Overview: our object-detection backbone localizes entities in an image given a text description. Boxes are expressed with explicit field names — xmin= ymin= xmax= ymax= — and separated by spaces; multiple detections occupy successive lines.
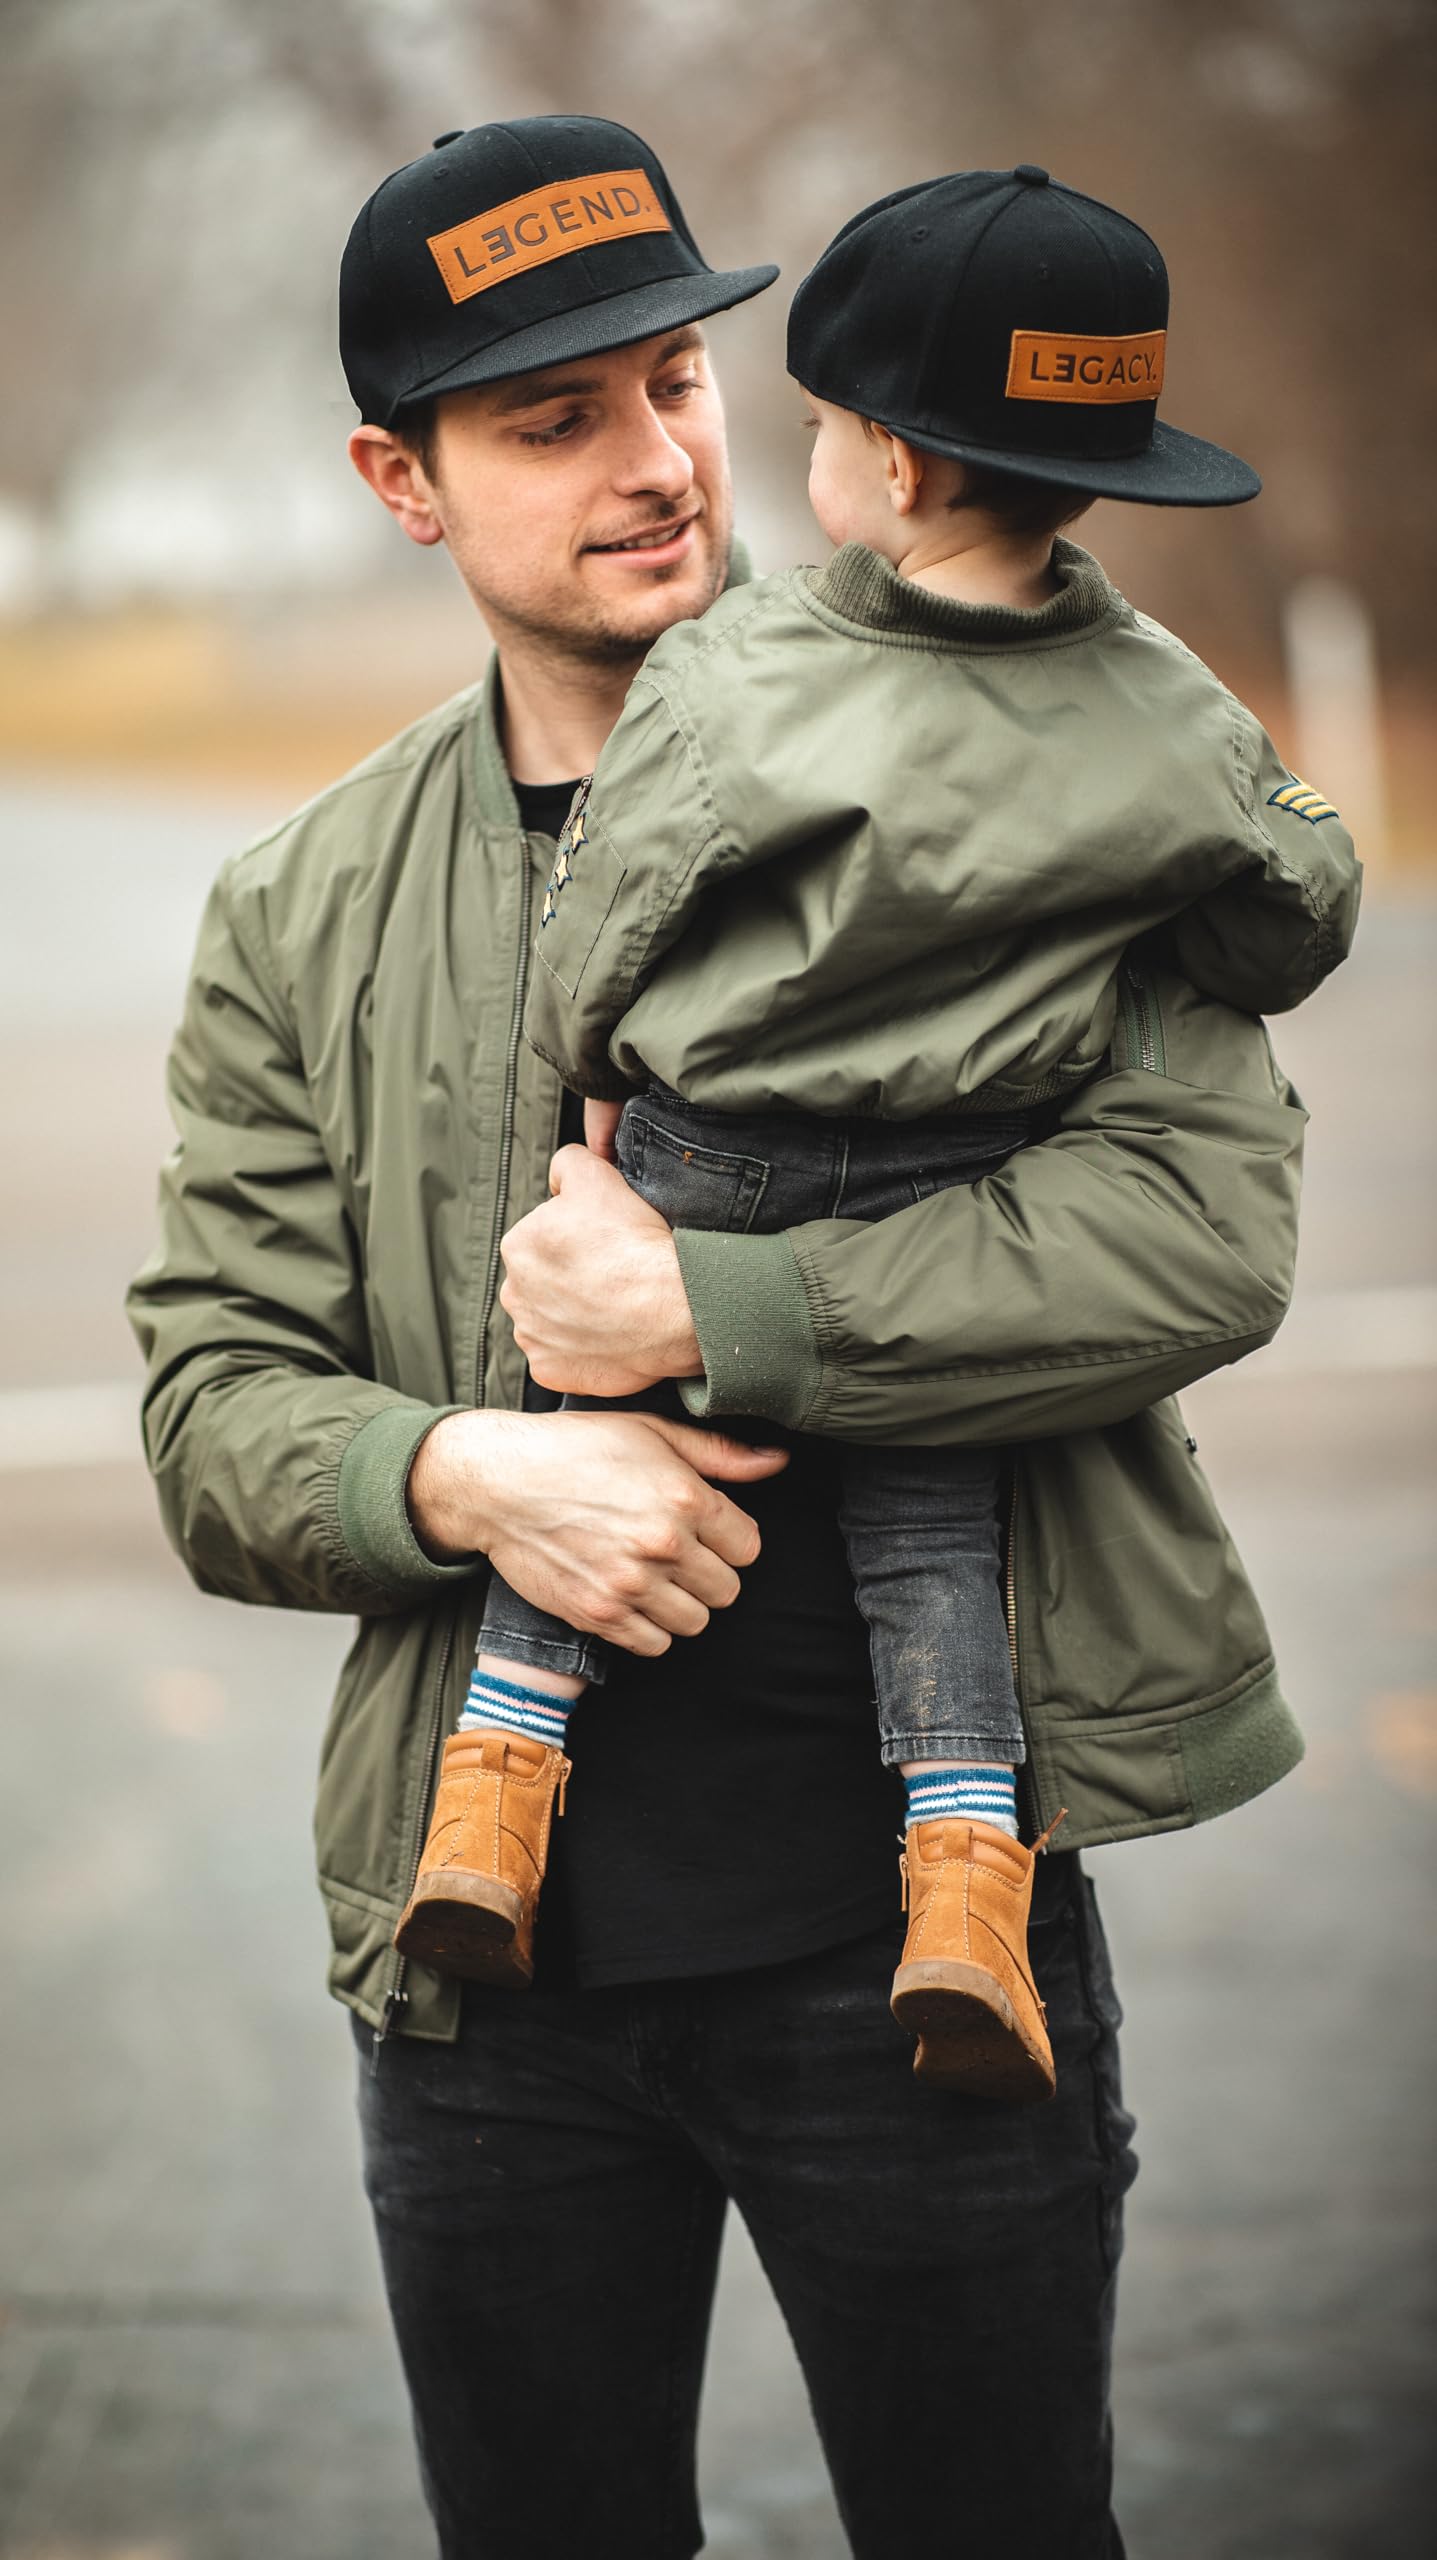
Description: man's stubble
xmin=447 ymin=484 xmax=736 ymax=677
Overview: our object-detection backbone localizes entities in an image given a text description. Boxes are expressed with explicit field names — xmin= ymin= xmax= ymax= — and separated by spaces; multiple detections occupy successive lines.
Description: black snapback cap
xmin=788 ymin=166 xmax=1259 ymax=508
xmin=341 ymin=114 xmax=779 ymax=426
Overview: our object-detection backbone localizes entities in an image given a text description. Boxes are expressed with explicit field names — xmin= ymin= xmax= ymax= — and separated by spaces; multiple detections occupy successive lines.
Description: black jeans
xmin=356 ymin=1856 xmax=1135 ymax=2558
xmin=478 ymin=1089 xmax=1038 ymax=1764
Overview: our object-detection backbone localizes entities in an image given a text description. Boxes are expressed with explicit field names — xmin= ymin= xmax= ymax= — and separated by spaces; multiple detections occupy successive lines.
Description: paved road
xmin=1 ymin=774 xmax=1433 ymax=2556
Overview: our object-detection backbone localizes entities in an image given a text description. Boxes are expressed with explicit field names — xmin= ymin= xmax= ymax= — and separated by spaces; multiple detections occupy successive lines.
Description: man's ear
xmin=882 ymin=431 xmax=927 ymax=520
xmin=347 ymin=426 xmax=446 ymax=548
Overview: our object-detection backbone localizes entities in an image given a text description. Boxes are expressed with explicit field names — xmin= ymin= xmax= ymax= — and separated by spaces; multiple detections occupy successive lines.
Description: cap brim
xmin=394 ymin=266 xmax=779 ymax=416
xmin=897 ymin=416 xmax=1261 ymax=508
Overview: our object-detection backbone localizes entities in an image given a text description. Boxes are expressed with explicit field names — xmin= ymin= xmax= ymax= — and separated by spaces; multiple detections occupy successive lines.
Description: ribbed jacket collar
xmin=806 ymin=536 xmax=1123 ymax=649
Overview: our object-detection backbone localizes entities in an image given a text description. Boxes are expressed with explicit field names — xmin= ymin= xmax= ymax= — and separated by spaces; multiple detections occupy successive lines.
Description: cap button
xmin=432 ymin=130 xmax=464 ymax=149
xmin=1013 ymin=164 xmax=1050 ymax=186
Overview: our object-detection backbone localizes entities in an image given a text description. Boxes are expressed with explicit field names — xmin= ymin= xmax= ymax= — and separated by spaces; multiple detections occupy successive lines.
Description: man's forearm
xmin=675 ymin=1189 xmax=1284 ymax=1447
xmin=501 ymin=967 xmax=1307 ymax=1450
xmin=677 ymin=970 xmax=1305 ymax=1445
xmin=128 ymin=859 xmax=481 ymax=1620
xmin=132 ymin=1343 xmax=475 ymax=1615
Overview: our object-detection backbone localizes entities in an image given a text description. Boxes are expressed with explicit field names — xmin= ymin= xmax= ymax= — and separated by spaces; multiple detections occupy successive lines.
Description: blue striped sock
xmin=905 ymin=1765 xmax=1019 ymax=1839
xmin=460 ymin=1671 xmax=572 ymax=1753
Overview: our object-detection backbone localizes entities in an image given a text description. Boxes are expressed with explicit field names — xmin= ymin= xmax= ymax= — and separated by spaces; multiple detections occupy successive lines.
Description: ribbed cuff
xmin=336 ymin=1401 xmax=481 ymax=1598
xmin=672 ymin=1227 xmax=822 ymax=1426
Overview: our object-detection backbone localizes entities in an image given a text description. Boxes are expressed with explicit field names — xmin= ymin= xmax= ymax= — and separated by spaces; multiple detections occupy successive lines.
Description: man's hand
xmin=499 ymin=1144 xmax=703 ymax=1397
xmin=583 ymin=1097 xmax=624 ymax=1163
xmin=407 ymin=1406 xmax=787 ymax=1656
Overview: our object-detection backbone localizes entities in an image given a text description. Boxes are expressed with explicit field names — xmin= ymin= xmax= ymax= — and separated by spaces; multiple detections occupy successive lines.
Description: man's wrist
xmin=406 ymin=1409 xmax=509 ymax=1563
xmin=647 ymin=1232 xmax=703 ymax=1379
xmin=336 ymin=1400 xmax=482 ymax=1595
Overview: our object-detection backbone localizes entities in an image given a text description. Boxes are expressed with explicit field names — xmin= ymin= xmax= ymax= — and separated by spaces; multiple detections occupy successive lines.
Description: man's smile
xmin=585 ymin=509 xmax=701 ymax=562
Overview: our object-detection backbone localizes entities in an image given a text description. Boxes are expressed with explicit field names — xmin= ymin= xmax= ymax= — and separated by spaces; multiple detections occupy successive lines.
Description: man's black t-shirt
xmin=511 ymin=779 xmax=901 ymax=1988
xmin=515 ymin=779 xmax=589 ymax=842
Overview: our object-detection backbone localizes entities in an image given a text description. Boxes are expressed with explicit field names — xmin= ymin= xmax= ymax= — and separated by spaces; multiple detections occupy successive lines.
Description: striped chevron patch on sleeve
xmin=1267 ymin=774 xmax=1339 ymax=823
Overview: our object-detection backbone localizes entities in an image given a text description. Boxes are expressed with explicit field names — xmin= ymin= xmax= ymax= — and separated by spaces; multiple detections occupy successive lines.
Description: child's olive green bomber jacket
xmin=128 ymin=595 xmax=1352 ymax=2044
xmin=527 ymin=538 xmax=1359 ymax=1116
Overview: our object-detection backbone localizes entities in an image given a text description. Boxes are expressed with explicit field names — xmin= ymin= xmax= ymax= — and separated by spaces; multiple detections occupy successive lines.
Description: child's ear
xmin=883 ymin=431 xmax=926 ymax=519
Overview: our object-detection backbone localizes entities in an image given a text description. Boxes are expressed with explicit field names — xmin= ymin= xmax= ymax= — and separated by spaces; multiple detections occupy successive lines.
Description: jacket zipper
xmin=371 ymin=1612 xmax=455 ymax=2066
xmin=1118 ymin=955 xmax=1164 ymax=1075
xmin=476 ymin=845 xmax=539 ymax=1343
xmin=373 ymin=829 xmax=536 ymax=2056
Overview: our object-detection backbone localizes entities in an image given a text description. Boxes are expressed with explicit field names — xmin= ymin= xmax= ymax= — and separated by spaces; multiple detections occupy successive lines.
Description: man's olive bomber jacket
xmin=128 ymin=559 xmax=1353 ymax=2043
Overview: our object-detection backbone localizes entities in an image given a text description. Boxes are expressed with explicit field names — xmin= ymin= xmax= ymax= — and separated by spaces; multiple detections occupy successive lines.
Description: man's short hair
xmin=394 ymin=397 xmax=441 ymax=480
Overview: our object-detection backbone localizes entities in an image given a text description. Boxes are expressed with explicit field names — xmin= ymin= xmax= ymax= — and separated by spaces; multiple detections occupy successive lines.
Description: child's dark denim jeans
xmin=478 ymin=1086 xmax=1040 ymax=1765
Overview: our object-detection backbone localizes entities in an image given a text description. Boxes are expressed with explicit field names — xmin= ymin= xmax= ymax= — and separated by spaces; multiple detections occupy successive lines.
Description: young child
xmin=395 ymin=165 xmax=1359 ymax=2098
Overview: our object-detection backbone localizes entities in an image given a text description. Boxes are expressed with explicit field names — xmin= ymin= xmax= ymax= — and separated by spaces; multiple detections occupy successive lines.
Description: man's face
xmin=408 ymin=327 xmax=733 ymax=663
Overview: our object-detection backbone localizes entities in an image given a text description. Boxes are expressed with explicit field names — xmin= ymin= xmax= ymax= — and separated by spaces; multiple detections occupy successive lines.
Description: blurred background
xmin=1 ymin=2 xmax=1433 ymax=2554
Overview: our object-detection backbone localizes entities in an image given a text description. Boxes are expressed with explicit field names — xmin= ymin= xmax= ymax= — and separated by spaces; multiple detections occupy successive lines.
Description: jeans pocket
xmin=622 ymin=1111 xmax=770 ymax=1233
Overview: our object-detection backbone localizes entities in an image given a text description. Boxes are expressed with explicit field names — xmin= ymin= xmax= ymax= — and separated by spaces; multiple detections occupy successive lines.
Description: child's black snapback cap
xmin=788 ymin=166 xmax=1259 ymax=507
xmin=342 ymin=115 xmax=779 ymax=427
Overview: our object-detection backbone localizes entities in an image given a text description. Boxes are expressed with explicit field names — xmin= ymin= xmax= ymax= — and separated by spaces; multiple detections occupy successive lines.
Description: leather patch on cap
xmin=427 ymin=169 xmax=671 ymax=306
xmin=1006 ymin=329 xmax=1166 ymax=404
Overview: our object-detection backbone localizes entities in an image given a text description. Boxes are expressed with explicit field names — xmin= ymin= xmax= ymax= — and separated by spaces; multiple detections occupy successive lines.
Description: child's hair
xmin=946 ymin=459 xmax=1093 ymax=538
xmin=860 ymin=416 xmax=1090 ymax=537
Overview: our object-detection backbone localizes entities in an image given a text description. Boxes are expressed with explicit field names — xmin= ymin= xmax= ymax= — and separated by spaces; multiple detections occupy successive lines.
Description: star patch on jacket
xmin=540 ymin=775 xmax=593 ymax=927
xmin=1267 ymin=773 xmax=1339 ymax=824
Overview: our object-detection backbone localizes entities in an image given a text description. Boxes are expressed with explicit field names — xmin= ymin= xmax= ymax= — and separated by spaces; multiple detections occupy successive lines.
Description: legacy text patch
xmin=1006 ymin=329 xmax=1166 ymax=404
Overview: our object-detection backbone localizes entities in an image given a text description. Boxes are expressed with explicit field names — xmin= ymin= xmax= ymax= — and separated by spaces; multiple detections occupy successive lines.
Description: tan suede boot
xmin=392 ymin=1728 xmax=570 ymax=1988
xmin=891 ymin=1815 xmax=1063 ymax=2102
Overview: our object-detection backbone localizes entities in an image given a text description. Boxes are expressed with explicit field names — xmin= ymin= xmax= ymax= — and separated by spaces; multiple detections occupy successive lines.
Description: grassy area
xmin=0 ymin=603 xmax=483 ymax=798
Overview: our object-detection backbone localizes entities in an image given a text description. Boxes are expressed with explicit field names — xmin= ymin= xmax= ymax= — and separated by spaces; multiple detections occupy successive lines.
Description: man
xmin=129 ymin=117 xmax=1308 ymax=2558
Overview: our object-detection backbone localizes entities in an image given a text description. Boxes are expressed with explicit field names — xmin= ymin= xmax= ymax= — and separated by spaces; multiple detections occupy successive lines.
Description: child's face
xmin=801 ymin=395 xmax=898 ymax=554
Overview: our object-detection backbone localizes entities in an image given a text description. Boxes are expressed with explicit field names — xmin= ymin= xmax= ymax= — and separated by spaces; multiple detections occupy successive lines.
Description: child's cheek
xmin=808 ymin=450 xmax=847 ymax=547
